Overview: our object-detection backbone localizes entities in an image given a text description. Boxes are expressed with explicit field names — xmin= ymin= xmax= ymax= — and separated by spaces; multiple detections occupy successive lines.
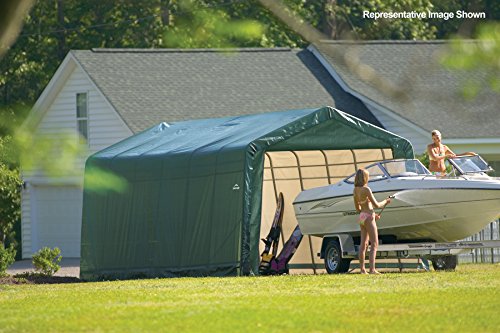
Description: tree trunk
xmin=160 ymin=0 xmax=170 ymax=26
xmin=322 ymin=0 xmax=336 ymax=39
xmin=56 ymin=0 xmax=65 ymax=60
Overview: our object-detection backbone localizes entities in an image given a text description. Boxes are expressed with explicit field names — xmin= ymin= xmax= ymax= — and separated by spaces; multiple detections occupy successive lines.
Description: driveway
xmin=7 ymin=258 xmax=80 ymax=277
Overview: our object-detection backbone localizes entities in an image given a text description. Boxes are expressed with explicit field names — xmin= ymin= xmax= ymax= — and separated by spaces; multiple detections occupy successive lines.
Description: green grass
xmin=1 ymin=264 xmax=500 ymax=333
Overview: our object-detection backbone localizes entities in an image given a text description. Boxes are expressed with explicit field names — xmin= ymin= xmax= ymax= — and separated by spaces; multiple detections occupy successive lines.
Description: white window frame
xmin=76 ymin=92 xmax=89 ymax=145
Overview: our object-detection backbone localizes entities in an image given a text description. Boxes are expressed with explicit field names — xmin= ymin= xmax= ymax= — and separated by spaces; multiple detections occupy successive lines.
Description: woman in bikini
xmin=353 ymin=169 xmax=391 ymax=274
xmin=427 ymin=130 xmax=476 ymax=176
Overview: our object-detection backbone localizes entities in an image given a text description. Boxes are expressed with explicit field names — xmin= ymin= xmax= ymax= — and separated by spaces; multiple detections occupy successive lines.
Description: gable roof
xmin=69 ymin=48 xmax=381 ymax=133
xmin=314 ymin=40 xmax=500 ymax=139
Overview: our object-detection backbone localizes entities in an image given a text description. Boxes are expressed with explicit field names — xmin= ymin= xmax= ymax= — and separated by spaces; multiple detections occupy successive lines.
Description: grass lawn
xmin=1 ymin=263 xmax=499 ymax=332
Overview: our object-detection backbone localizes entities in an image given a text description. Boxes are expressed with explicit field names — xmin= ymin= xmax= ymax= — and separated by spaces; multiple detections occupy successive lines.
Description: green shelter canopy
xmin=80 ymin=107 xmax=413 ymax=280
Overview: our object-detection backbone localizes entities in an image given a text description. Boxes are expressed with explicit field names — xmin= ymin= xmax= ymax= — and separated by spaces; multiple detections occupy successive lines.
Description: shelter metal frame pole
xmin=350 ymin=149 xmax=358 ymax=171
xmin=258 ymin=159 xmax=384 ymax=171
xmin=264 ymin=152 xmax=279 ymax=203
xmin=320 ymin=149 xmax=332 ymax=184
xmin=291 ymin=150 xmax=317 ymax=275
xmin=258 ymin=161 xmax=375 ymax=169
xmin=264 ymin=152 xmax=284 ymax=243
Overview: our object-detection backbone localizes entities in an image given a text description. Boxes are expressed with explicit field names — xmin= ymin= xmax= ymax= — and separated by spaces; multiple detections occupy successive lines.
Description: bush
xmin=0 ymin=244 xmax=16 ymax=277
xmin=32 ymin=247 xmax=62 ymax=276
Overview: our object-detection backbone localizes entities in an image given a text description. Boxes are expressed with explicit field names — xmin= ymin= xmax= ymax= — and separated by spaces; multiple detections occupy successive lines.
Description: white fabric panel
xmin=354 ymin=149 xmax=385 ymax=164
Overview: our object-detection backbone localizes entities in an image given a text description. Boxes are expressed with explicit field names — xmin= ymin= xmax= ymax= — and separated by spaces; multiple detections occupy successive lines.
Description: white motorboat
xmin=293 ymin=155 xmax=500 ymax=243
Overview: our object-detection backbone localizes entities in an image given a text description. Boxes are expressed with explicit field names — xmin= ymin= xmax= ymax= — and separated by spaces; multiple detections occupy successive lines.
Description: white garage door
xmin=33 ymin=186 xmax=82 ymax=258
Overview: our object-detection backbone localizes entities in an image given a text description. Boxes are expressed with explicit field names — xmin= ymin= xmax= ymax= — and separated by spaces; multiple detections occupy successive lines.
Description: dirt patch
xmin=0 ymin=273 xmax=83 ymax=285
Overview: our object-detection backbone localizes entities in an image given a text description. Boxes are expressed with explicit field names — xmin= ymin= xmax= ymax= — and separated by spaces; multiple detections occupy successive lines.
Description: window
xmin=76 ymin=93 xmax=88 ymax=143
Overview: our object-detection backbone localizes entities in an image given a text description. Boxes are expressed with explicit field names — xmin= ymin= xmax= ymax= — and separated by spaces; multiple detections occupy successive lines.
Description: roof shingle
xmin=315 ymin=40 xmax=500 ymax=139
xmin=72 ymin=48 xmax=380 ymax=133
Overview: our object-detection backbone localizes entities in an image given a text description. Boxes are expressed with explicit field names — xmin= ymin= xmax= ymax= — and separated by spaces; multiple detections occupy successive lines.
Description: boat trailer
xmin=319 ymin=234 xmax=500 ymax=273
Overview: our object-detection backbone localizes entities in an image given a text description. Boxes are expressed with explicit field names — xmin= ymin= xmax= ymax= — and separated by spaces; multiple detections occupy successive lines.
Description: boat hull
xmin=294 ymin=186 xmax=500 ymax=242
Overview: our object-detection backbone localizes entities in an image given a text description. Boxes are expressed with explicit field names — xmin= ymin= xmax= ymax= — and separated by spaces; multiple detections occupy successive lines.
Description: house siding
xmin=87 ymin=89 xmax=132 ymax=152
xmin=21 ymin=63 xmax=132 ymax=258
xmin=20 ymin=184 xmax=32 ymax=257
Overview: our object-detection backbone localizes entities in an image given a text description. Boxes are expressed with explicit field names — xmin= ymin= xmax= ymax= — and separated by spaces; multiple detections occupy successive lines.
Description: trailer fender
xmin=319 ymin=234 xmax=355 ymax=259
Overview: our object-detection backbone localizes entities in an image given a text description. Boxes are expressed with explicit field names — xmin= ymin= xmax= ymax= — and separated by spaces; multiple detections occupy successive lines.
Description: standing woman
xmin=353 ymin=169 xmax=391 ymax=274
xmin=427 ymin=130 xmax=456 ymax=175
xmin=427 ymin=129 xmax=476 ymax=176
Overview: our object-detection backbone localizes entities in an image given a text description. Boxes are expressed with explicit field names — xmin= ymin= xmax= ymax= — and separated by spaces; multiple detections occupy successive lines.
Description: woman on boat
xmin=353 ymin=169 xmax=391 ymax=274
xmin=427 ymin=130 xmax=476 ymax=176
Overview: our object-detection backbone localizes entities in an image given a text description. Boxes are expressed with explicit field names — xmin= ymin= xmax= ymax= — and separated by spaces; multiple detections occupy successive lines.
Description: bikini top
xmin=429 ymin=144 xmax=444 ymax=161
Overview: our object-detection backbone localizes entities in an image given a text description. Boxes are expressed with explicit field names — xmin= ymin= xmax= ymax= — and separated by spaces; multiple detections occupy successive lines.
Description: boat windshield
xmin=345 ymin=159 xmax=430 ymax=183
xmin=380 ymin=159 xmax=431 ymax=177
xmin=448 ymin=155 xmax=493 ymax=175
xmin=345 ymin=163 xmax=387 ymax=183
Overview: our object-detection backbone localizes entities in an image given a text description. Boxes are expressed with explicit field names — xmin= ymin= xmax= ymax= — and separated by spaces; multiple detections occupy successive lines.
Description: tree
xmin=428 ymin=0 xmax=500 ymax=38
xmin=0 ymin=136 xmax=21 ymax=247
xmin=278 ymin=0 xmax=437 ymax=40
xmin=162 ymin=0 xmax=265 ymax=48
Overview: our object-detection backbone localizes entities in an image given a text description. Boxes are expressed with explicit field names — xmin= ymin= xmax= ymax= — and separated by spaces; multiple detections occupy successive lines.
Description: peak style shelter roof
xmin=71 ymin=48 xmax=380 ymax=133
xmin=314 ymin=40 xmax=500 ymax=139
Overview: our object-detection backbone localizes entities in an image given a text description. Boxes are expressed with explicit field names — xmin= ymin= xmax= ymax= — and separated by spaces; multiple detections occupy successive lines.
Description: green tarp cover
xmin=80 ymin=107 xmax=413 ymax=280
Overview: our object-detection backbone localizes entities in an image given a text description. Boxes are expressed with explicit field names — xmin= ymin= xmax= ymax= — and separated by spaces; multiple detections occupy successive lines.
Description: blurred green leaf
xmin=84 ymin=166 xmax=128 ymax=194
xmin=15 ymin=128 xmax=86 ymax=179
xmin=441 ymin=22 xmax=500 ymax=98
xmin=461 ymin=79 xmax=482 ymax=100
xmin=163 ymin=0 xmax=265 ymax=48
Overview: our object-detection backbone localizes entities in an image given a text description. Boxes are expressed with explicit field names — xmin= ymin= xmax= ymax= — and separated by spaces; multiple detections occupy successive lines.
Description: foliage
xmin=0 ymin=244 xmax=16 ymax=277
xmin=440 ymin=22 xmax=500 ymax=98
xmin=416 ymin=152 xmax=430 ymax=169
xmin=84 ymin=166 xmax=128 ymax=194
xmin=0 ymin=0 xmax=302 ymax=113
xmin=417 ymin=151 xmax=453 ymax=173
xmin=15 ymin=128 xmax=87 ymax=179
xmin=282 ymin=0 xmax=437 ymax=40
xmin=430 ymin=0 xmax=500 ymax=38
xmin=32 ymin=247 xmax=62 ymax=277
xmin=221 ymin=0 xmax=306 ymax=48
xmin=0 ymin=136 xmax=21 ymax=246
xmin=1 ymin=0 xmax=164 ymax=111
xmin=163 ymin=0 xmax=264 ymax=48
xmin=0 ymin=264 xmax=500 ymax=332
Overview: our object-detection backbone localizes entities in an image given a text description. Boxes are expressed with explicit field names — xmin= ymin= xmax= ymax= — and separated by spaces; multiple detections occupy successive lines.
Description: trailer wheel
xmin=324 ymin=240 xmax=350 ymax=274
xmin=432 ymin=255 xmax=457 ymax=271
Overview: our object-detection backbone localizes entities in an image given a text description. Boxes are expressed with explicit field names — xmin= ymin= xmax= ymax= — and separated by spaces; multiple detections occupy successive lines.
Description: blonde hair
xmin=354 ymin=169 xmax=369 ymax=187
xmin=431 ymin=129 xmax=441 ymax=137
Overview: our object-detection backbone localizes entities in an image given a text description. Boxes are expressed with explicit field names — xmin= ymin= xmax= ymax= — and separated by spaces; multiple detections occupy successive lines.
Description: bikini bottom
xmin=359 ymin=211 xmax=375 ymax=226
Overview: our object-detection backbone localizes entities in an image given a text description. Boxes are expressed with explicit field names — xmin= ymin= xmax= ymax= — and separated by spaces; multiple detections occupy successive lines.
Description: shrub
xmin=0 ymin=244 xmax=16 ymax=277
xmin=32 ymin=247 xmax=62 ymax=276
